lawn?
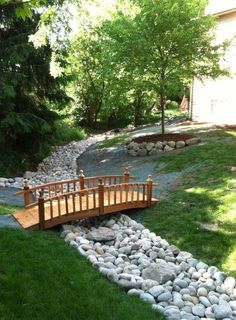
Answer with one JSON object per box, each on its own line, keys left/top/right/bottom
{"left": 99, "top": 135, "right": 129, "bottom": 149}
{"left": 0, "top": 229, "right": 164, "bottom": 320}
{"left": 0, "top": 203, "right": 22, "bottom": 216}
{"left": 142, "top": 128, "right": 236, "bottom": 276}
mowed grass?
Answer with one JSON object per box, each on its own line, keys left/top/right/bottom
{"left": 0, "top": 203, "right": 22, "bottom": 215}
{"left": 0, "top": 229, "right": 164, "bottom": 320}
{"left": 142, "top": 129, "right": 236, "bottom": 276}
{"left": 99, "top": 135, "right": 129, "bottom": 149}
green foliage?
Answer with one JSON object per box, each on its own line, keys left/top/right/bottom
{"left": 0, "top": 4, "right": 70, "bottom": 176}
{"left": 53, "top": 121, "right": 86, "bottom": 145}
{"left": 0, "top": 229, "right": 165, "bottom": 319}
{"left": 101, "top": 0, "right": 228, "bottom": 133}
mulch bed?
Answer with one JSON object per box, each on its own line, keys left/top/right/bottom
{"left": 133, "top": 133, "right": 195, "bottom": 143}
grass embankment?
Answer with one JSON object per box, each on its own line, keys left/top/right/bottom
{"left": 142, "top": 129, "right": 236, "bottom": 276}
{"left": 0, "top": 229, "right": 164, "bottom": 320}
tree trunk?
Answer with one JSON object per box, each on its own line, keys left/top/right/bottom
{"left": 160, "top": 94, "right": 165, "bottom": 135}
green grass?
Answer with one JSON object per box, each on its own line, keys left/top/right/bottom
{"left": 0, "top": 203, "right": 22, "bottom": 216}
{"left": 99, "top": 135, "right": 129, "bottom": 149}
{"left": 0, "top": 229, "right": 164, "bottom": 320}
{"left": 142, "top": 129, "right": 236, "bottom": 276}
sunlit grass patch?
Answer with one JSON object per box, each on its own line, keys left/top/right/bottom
{"left": 142, "top": 129, "right": 236, "bottom": 276}
{"left": 99, "top": 135, "right": 129, "bottom": 149}
{"left": 0, "top": 203, "right": 21, "bottom": 215}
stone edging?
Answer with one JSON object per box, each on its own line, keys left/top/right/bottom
{"left": 62, "top": 214, "right": 236, "bottom": 320}
{"left": 124, "top": 137, "right": 200, "bottom": 157}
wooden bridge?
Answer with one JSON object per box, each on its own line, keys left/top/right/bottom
{"left": 13, "top": 169, "right": 157, "bottom": 230}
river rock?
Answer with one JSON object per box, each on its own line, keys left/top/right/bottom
{"left": 176, "top": 141, "right": 185, "bottom": 149}
{"left": 140, "top": 293, "right": 156, "bottom": 304}
{"left": 213, "top": 300, "right": 232, "bottom": 319}
{"left": 86, "top": 227, "right": 116, "bottom": 242}
{"left": 142, "top": 261, "right": 176, "bottom": 284}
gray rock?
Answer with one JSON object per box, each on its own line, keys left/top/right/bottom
{"left": 146, "top": 143, "right": 155, "bottom": 151}
{"left": 128, "top": 149, "right": 138, "bottom": 157}
{"left": 167, "top": 141, "right": 176, "bottom": 148}
{"left": 140, "top": 293, "right": 156, "bottom": 304}
{"left": 137, "top": 148, "right": 147, "bottom": 156}
{"left": 199, "top": 296, "right": 211, "bottom": 307}
{"left": 224, "top": 276, "right": 236, "bottom": 294}
{"left": 86, "top": 227, "right": 116, "bottom": 242}
{"left": 164, "top": 307, "right": 181, "bottom": 320}
{"left": 196, "top": 261, "right": 208, "bottom": 271}
{"left": 213, "top": 300, "right": 232, "bottom": 319}
{"left": 174, "top": 279, "right": 188, "bottom": 288}
{"left": 127, "top": 289, "right": 142, "bottom": 297}
{"left": 176, "top": 141, "right": 185, "bottom": 149}
{"left": 164, "top": 145, "right": 174, "bottom": 152}
{"left": 157, "top": 291, "right": 172, "bottom": 302}
{"left": 141, "top": 279, "right": 159, "bottom": 291}
{"left": 155, "top": 142, "right": 163, "bottom": 150}
{"left": 192, "top": 304, "right": 205, "bottom": 317}
{"left": 197, "top": 287, "right": 208, "bottom": 296}
{"left": 185, "top": 137, "right": 200, "bottom": 145}
{"left": 149, "top": 285, "right": 165, "bottom": 297}
{"left": 229, "top": 301, "right": 236, "bottom": 311}
{"left": 117, "top": 279, "right": 141, "bottom": 290}
{"left": 176, "top": 251, "right": 192, "bottom": 262}
{"left": 142, "top": 261, "right": 176, "bottom": 284}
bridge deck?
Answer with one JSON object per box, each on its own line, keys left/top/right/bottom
{"left": 13, "top": 191, "right": 158, "bottom": 230}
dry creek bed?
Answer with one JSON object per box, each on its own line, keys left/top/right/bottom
{"left": 62, "top": 214, "right": 236, "bottom": 320}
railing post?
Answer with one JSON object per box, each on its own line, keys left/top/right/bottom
{"left": 146, "top": 175, "right": 153, "bottom": 207}
{"left": 98, "top": 178, "right": 104, "bottom": 215}
{"left": 38, "top": 190, "right": 45, "bottom": 230}
{"left": 124, "top": 166, "right": 130, "bottom": 197}
{"left": 23, "top": 179, "right": 30, "bottom": 208}
{"left": 79, "top": 170, "right": 85, "bottom": 190}
{"left": 124, "top": 167, "right": 130, "bottom": 184}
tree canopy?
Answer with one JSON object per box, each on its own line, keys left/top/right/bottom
{"left": 0, "top": 0, "right": 229, "bottom": 174}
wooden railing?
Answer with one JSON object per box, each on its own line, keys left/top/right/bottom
{"left": 37, "top": 178, "right": 154, "bottom": 230}
{"left": 15, "top": 168, "right": 156, "bottom": 230}
{"left": 15, "top": 168, "right": 135, "bottom": 209}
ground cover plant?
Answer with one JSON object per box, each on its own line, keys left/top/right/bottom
{"left": 0, "top": 229, "right": 165, "bottom": 320}
{"left": 142, "top": 129, "right": 236, "bottom": 276}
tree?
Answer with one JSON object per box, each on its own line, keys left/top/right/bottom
{"left": 102, "top": 0, "right": 228, "bottom": 134}
{"left": 0, "top": 3, "right": 69, "bottom": 174}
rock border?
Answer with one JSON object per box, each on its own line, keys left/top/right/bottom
{"left": 124, "top": 137, "right": 201, "bottom": 157}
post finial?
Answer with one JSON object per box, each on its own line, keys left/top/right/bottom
{"left": 147, "top": 175, "right": 153, "bottom": 182}
{"left": 79, "top": 169, "right": 85, "bottom": 177}
{"left": 99, "top": 178, "right": 104, "bottom": 185}
{"left": 39, "top": 189, "right": 44, "bottom": 197}
{"left": 24, "top": 179, "right": 29, "bottom": 188}
{"left": 124, "top": 166, "right": 130, "bottom": 175}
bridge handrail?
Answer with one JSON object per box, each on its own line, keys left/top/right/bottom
{"left": 15, "top": 168, "right": 135, "bottom": 208}
{"left": 37, "top": 178, "right": 154, "bottom": 230}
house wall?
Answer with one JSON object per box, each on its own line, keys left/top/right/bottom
{"left": 191, "top": 11, "right": 236, "bottom": 124}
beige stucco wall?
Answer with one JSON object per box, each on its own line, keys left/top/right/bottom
{"left": 191, "top": 11, "right": 236, "bottom": 124}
